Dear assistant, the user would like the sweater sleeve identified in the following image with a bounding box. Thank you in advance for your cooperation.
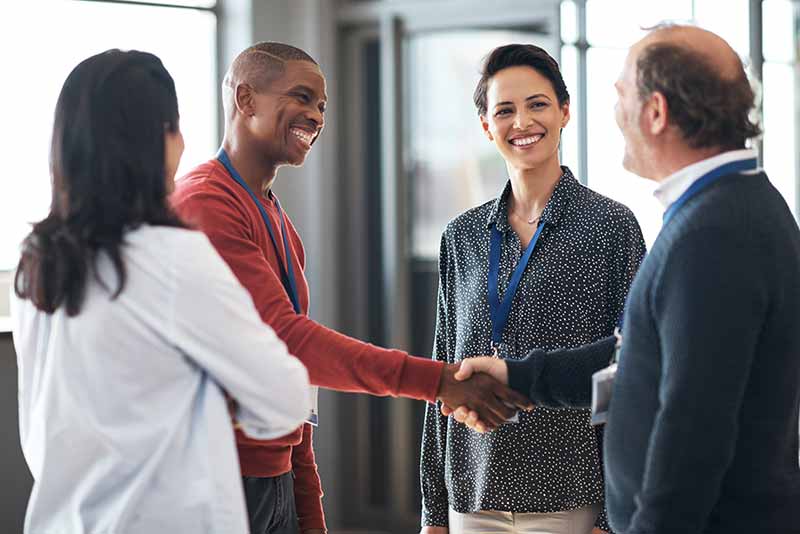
[419,234,452,527]
[173,189,443,401]
[625,229,766,534]
[170,233,311,440]
[506,335,616,409]
[292,424,325,531]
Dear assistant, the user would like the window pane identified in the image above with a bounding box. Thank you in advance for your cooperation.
[586,0,692,48]
[763,62,798,216]
[405,31,554,258]
[763,0,797,63]
[133,0,216,6]
[585,47,662,247]
[694,0,750,57]
[560,45,580,169]
[561,0,578,44]
[0,1,217,270]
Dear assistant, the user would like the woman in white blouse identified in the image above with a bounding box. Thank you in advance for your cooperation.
[11,49,310,534]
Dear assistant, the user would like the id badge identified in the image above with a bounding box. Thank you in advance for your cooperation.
[491,343,519,424]
[591,363,617,426]
[307,386,319,426]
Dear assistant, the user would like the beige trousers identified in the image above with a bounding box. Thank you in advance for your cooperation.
[448,504,602,534]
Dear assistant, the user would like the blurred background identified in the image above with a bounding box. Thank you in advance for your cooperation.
[0,0,797,532]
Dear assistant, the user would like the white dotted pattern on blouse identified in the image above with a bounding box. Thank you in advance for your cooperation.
[420,167,646,529]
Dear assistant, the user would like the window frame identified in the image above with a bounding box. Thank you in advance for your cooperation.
[0,0,220,331]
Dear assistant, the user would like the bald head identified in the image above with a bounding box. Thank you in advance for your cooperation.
[630,24,760,150]
[222,42,318,120]
[644,24,742,81]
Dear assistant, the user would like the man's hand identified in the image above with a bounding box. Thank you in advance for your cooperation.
[441,357,534,433]
[436,363,532,433]
[419,527,448,534]
[454,356,509,384]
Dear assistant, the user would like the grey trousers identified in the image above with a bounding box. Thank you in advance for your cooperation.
[242,472,300,534]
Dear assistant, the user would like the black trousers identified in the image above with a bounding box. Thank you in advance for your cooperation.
[242,472,300,534]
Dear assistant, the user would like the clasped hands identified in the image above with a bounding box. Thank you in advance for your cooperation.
[436,357,531,433]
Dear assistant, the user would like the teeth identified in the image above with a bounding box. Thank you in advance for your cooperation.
[290,128,314,146]
[510,134,543,146]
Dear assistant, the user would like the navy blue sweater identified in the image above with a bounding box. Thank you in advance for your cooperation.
[508,171,800,534]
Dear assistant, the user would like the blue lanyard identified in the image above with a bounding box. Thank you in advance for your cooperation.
[216,149,301,314]
[488,221,546,353]
[663,158,758,225]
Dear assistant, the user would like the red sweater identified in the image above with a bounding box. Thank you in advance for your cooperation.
[172,159,444,530]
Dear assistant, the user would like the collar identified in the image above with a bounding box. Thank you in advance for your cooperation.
[486,166,580,231]
[653,149,759,210]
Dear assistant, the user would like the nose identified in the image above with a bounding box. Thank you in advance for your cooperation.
[305,107,324,131]
[513,108,534,129]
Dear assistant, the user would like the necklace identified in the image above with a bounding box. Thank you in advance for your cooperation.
[512,209,543,225]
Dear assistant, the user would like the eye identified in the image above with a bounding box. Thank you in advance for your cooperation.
[530,101,548,109]
[495,108,511,117]
[293,92,311,104]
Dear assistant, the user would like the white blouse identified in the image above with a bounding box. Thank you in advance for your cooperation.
[11,225,310,534]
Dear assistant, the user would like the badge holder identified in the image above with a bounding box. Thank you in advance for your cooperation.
[492,342,520,424]
[591,328,621,426]
[307,386,319,426]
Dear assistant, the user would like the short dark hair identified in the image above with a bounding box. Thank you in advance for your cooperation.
[229,41,318,91]
[15,49,186,316]
[473,44,569,116]
[636,42,761,150]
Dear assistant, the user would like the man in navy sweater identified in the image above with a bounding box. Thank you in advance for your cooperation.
[447,24,800,534]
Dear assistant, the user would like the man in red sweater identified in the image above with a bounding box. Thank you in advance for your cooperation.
[172,42,530,534]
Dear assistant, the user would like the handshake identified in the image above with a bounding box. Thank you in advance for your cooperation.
[436,357,529,433]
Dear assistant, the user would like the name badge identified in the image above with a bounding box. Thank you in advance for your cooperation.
[591,363,617,426]
[307,386,319,426]
[489,344,520,424]
[591,328,622,426]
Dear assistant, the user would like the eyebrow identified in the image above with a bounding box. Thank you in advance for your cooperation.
[494,93,552,108]
[289,84,328,103]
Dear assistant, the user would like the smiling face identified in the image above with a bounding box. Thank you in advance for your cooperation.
[480,65,569,176]
[248,60,327,167]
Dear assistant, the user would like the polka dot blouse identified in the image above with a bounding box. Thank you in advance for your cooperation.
[420,167,646,529]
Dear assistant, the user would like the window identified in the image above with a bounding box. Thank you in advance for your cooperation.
[406,30,551,258]
[581,0,693,246]
[0,0,218,271]
[762,0,798,216]
[563,0,798,246]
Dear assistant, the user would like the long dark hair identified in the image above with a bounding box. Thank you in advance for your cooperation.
[14,49,186,316]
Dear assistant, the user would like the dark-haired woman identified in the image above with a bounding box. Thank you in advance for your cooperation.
[419,44,646,534]
[11,49,310,534]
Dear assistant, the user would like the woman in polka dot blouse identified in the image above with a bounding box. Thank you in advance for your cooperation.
[419,44,646,534]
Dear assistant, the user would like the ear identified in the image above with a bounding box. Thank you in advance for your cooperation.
[560,101,571,128]
[234,83,256,117]
[479,114,494,141]
[645,91,668,136]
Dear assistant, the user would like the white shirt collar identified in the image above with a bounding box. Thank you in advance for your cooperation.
[653,149,760,210]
